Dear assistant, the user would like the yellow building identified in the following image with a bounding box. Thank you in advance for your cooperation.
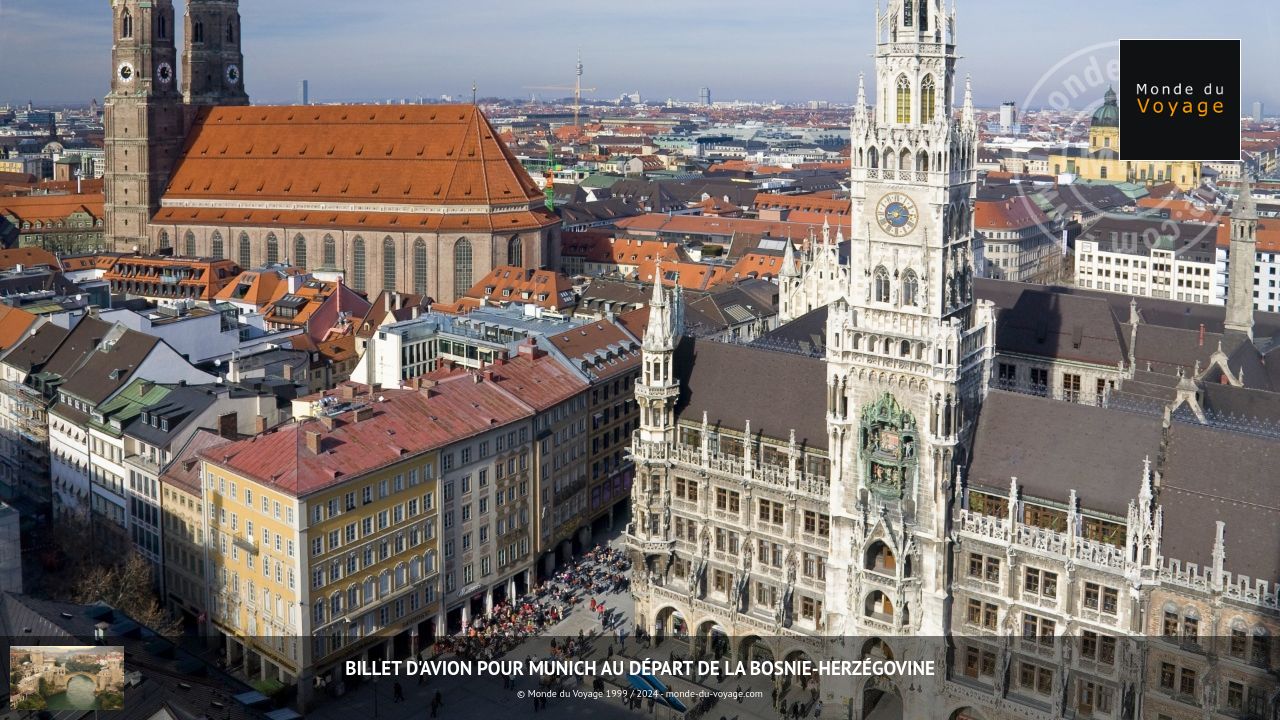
[1048,88,1202,191]
[197,383,452,704]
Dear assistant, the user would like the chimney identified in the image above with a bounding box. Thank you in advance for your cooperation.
[353,406,375,423]
[483,370,496,382]
[1198,323,1205,347]
[305,430,323,454]
[370,383,382,395]
[254,415,268,434]
[384,292,392,312]
[217,412,238,439]
[339,384,357,400]
[140,380,154,396]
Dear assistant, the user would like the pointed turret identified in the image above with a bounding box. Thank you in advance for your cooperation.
[1225,175,1258,339]
[781,237,799,278]
[643,262,675,353]
[854,72,868,122]
[962,74,975,126]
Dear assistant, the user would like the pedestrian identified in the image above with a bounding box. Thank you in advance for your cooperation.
[814,700,823,718]
[393,681,404,703]
[607,644,614,660]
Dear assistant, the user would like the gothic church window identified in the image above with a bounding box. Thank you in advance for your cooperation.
[904,1,913,26]
[238,232,251,267]
[383,236,397,291]
[896,76,911,124]
[902,270,919,306]
[508,236,523,266]
[266,233,279,265]
[413,238,428,295]
[874,266,891,302]
[294,234,307,267]
[227,19,235,43]
[921,76,936,121]
[193,21,204,44]
[184,231,196,257]
[122,10,133,39]
[454,238,473,295]
[158,13,168,39]
[323,234,336,267]
[352,236,367,291]
[158,231,170,249]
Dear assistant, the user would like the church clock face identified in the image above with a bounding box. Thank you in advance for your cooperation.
[156,62,174,86]
[225,64,241,86]
[876,192,919,237]
[118,62,134,84]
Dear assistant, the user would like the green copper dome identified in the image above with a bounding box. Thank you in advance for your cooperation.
[1091,87,1119,128]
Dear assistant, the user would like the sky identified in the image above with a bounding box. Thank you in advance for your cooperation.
[1,0,1278,110]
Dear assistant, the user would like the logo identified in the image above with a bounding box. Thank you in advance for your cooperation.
[1119,39,1240,161]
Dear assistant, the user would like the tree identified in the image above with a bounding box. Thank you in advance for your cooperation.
[74,554,183,638]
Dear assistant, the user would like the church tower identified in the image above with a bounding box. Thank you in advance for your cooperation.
[1224,176,1258,339]
[103,0,185,252]
[182,0,249,111]
[820,0,993,655]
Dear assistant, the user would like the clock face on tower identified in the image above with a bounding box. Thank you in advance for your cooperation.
[118,62,134,83]
[156,62,174,86]
[876,192,919,237]
[225,65,241,86]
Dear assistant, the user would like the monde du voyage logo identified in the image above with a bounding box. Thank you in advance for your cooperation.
[1119,39,1241,161]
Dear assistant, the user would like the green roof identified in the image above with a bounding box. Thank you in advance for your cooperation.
[580,173,624,189]
[90,378,172,434]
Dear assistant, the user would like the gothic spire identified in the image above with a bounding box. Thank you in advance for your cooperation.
[644,262,675,352]
[781,237,799,278]
[962,74,975,125]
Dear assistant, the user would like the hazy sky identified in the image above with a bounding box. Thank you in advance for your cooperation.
[2,0,1278,109]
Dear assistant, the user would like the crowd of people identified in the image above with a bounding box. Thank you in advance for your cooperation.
[427,544,632,664]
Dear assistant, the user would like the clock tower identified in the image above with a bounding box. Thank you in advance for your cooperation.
[103,0,184,252]
[182,0,249,113]
[820,0,993,653]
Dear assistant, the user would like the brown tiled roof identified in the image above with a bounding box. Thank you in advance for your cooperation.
[0,246,61,271]
[560,232,684,266]
[974,196,1049,230]
[154,206,556,233]
[163,428,231,497]
[462,265,575,311]
[215,267,304,307]
[165,105,545,208]
[544,320,641,380]
[0,192,104,224]
[0,305,40,352]
[201,358,580,495]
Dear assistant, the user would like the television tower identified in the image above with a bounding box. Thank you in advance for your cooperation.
[523,50,597,128]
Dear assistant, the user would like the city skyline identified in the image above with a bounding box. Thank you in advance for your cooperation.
[2,0,1279,109]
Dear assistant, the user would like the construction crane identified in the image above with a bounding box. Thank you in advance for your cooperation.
[524,51,596,128]
[541,141,557,211]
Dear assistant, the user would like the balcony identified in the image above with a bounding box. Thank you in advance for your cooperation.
[233,533,259,554]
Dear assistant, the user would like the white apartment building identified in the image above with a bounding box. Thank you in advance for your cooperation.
[1075,216,1219,304]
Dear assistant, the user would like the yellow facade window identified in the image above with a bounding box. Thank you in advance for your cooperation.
[921,76,936,121]
[896,76,911,124]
